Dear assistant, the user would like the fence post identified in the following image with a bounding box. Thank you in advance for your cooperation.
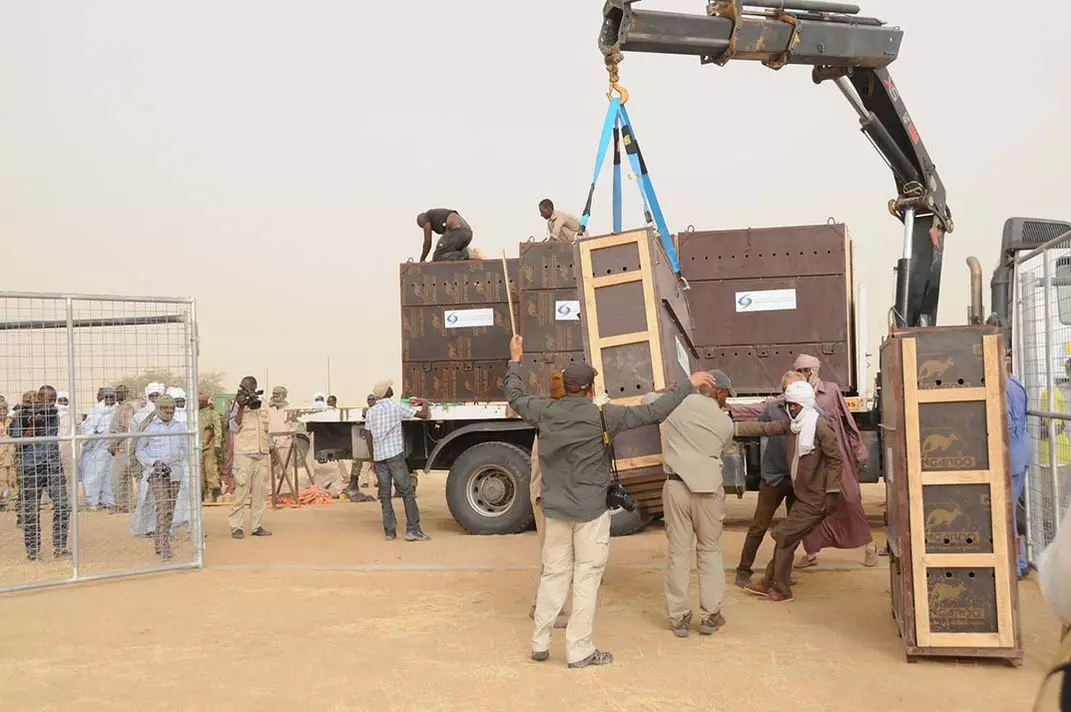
[65,297,80,581]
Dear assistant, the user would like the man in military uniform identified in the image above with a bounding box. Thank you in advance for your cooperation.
[199,395,222,502]
[417,208,472,262]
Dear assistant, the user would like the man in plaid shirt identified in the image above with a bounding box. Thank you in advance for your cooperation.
[362,380,431,541]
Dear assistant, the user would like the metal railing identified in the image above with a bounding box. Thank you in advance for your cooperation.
[0,293,202,592]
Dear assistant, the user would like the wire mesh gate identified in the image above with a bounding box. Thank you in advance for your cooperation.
[1012,232,1071,566]
[0,292,202,592]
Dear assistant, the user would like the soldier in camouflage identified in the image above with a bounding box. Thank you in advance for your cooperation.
[199,395,223,502]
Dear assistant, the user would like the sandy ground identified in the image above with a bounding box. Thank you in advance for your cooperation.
[0,478,1062,712]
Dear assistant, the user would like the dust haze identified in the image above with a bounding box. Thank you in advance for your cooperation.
[1,1,1067,404]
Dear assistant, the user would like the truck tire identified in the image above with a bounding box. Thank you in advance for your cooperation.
[446,442,535,535]
[610,505,652,537]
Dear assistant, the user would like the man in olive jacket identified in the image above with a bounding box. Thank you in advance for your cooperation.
[505,334,714,669]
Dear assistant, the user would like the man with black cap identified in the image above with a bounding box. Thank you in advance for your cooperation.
[505,334,714,669]
[643,368,738,639]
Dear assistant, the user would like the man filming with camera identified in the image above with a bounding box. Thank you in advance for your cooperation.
[226,376,273,539]
[505,334,714,669]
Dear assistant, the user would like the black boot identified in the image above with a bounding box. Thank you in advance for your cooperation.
[211,487,221,502]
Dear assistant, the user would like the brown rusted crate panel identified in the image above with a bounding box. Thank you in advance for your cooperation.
[401,304,517,361]
[687,276,849,347]
[518,351,587,397]
[699,343,852,395]
[519,241,577,290]
[400,260,518,306]
[612,425,662,462]
[927,568,999,634]
[601,343,657,399]
[678,224,849,281]
[589,241,642,277]
[923,484,994,554]
[918,401,990,471]
[401,360,508,401]
[912,328,988,389]
[520,289,584,353]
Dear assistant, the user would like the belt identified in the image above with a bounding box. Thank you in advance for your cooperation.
[666,474,684,483]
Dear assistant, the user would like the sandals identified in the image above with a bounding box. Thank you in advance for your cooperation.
[794,554,818,569]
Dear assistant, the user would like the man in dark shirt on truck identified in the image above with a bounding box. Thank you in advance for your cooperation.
[505,334,714,669]
[416,208,472,262]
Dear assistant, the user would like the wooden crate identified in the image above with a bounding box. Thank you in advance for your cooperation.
[574,228,697,517]
[880,327,1022,664]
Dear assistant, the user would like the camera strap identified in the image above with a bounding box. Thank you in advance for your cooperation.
[596,405,621,485]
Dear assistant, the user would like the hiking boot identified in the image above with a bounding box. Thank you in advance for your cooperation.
[744,579,772,597]
[231,529,245,539]
[568,650,613,669]
[672,612,693,638]
[405,531,431,542]
[699,612,726,636]
[734,571,751,589]
[385,533,397,541]
[211,488,221,502]
[251,527,272,537]
[53,548,71,559]
[531,650,550,662]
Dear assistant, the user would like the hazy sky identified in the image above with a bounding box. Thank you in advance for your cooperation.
[1,1,1068,405]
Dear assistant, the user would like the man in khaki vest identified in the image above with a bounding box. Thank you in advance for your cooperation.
[645,370,738,638]
[226,376,273,539]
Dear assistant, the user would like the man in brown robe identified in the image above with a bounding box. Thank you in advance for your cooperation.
[792,354,877,568]
[733,381,843,601]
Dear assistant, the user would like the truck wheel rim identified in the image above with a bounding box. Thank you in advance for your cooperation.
[465,466,515,518]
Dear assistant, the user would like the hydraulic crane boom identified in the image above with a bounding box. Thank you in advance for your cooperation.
[599,0,954,328]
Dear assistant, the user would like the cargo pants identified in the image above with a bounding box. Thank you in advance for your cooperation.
[530,438,570,617]
[431,216,472,262]
[228,454,270,533]
[532,510,611,665]
[663,478,726,624]
[202,447,220,498]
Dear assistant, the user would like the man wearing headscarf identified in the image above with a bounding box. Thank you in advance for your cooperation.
[528,370,569,629]
[268,386,296,493]
[54,391,75,488]
[791,354,877,568]
[730,371,806,588]
[135,394,187,560]
[165,387,192,531]
[311,392,327,410]
[198,395,222,502]
[109,385,143,513]
[0,397,16,508]
[733,381,844,602]
[129,382,166,537]
[80,387,117,510]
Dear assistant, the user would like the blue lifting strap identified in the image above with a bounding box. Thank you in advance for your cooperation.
[578,97,681,274]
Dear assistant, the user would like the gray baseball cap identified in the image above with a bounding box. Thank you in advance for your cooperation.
[709,369,737,397]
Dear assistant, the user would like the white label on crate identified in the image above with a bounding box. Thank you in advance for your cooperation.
[675,335,690,376]
[734,288,797,313]
[555,300,581,321]
[443,308,494,329]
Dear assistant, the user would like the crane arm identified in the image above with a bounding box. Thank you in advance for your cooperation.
[599,0,953,328]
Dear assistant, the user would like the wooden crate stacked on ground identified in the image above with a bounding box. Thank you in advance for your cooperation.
[574,228,698,517]
[679,223,856,394]
[400,260,518,402]
[517,240,588,397]
[880,326,1022,665]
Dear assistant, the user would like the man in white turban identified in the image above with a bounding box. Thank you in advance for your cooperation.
[80,388,117,510]
[733,381,844,602]
[790,354,878,568]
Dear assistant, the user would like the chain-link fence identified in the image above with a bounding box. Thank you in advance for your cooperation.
[1013,232,1071,566]
[0,292,201,592]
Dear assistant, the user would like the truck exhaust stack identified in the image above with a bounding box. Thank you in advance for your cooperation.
[966,256,984,325]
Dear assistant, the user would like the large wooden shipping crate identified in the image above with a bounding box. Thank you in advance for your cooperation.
[679,223,856,394]
[517,240,588,397]
[880,326,1022,664]
[399,260,518,401]
[574,229,698,517]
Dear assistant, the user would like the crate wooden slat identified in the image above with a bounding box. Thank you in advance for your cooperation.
[881,327,1022,665]
[574,228,697,517]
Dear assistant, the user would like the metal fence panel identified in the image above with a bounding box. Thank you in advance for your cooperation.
[1013,234,1071,566]
[0,293,201,592]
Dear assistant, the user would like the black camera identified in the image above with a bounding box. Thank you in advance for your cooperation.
[606,482,637,512]
[237,385,264,410]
